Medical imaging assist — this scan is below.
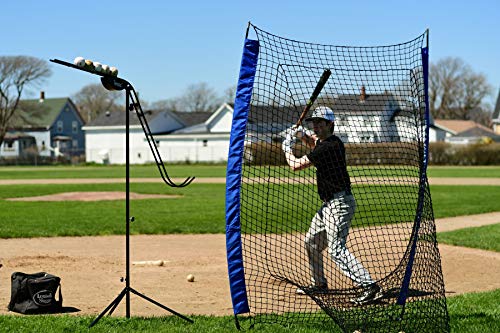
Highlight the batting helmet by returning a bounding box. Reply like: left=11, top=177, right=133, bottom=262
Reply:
left=305, top=106, right=335, bottom=122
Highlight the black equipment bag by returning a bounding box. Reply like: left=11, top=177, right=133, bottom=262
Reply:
left=8, top=272, right=63, bottom=314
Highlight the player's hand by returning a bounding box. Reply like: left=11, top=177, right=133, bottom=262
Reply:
left=282, top=126, right=297, bottom=153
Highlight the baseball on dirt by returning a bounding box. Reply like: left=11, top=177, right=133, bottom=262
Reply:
left=187, top=274, right=195, bottom=282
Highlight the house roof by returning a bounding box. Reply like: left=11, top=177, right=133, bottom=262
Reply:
left=434, top=119, right=494, bottom=135
left=171, top=104, right=232, bottom=134
left=4, top=132, right=35, bottom=140
left=329, top=92, right=399, bottom=114
left=9, top=98, right=71, bottom=128
left=172, top=111, right=212, bottom=127
left=86, top=109, right=161, bottom=127
left=493, top=88, right=500, bottom=120
left=456, top=126, right=499, bottom=138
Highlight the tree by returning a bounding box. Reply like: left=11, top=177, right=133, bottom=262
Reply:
left=179, top=82, right=221, bottom=112
left=429, top=57, right=492, bottom=125
left=150, top=97, right=182, bottom=112
left=222, top=85, right=237, bottom=104
left=151, top=82, right=222, bottom=112
left=72, top=83, right=122, bottom=123
left=0, top=56, right=52, bottom=147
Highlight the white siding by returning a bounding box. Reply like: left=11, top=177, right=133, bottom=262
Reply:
left=24, top=131, right=52, bottom=157
left=209, top=111, right=233, bottom=133
left=0, top=140, right=19, bottom=156
left=154, top=134, right=230, bottom=163
left=85, top=127, right=150, bottom=164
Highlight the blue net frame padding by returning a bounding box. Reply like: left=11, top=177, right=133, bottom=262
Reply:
left=225, top=38, right=259, bottom=315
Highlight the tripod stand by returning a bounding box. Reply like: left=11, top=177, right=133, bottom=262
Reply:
left=50, top=59, right=195, bottom=327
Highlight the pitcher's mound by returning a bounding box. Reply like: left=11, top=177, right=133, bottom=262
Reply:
left=6, top=192, right=181, bottom=202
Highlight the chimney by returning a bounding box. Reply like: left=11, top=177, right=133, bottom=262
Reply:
left=360, top=85, right=366, bottom=102
left=39, top=91, right=45, bottom=103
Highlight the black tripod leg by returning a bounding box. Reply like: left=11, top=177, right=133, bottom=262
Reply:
left=108, top=289, right=126, bottom=316
left=89, top=288, right=128, bottom=328
left=129, top=288, right=194, bottom=323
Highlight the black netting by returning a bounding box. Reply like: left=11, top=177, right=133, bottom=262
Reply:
left=234, top=24, right=449, bottom=332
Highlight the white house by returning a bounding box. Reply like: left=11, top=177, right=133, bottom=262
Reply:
left=154, top=103, right=233, bottom=163
left=83, top=103, right=233, bottom=164
left=266, top=88, right=424, bottom=145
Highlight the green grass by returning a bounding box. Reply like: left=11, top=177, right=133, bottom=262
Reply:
left=0, top=164, right=228, bottom=179
left=0, top=184, right=498, bottom=238
left=448, top=289, right=500, bottom=333
left=438, top=224, right=500, bottom=252
left=0, top=165, right=498, bottom=179
left=0, top=183, right=226, bottom=238
left=0, top=289, right=498, bottom=332
left=430, top=185, right=500, bottom=217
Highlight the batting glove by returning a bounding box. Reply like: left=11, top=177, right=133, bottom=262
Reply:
left=282, top=126, right=297, bottom=153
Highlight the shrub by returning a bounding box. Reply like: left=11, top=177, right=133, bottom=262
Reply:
left=429, top=142, right=500, bottom=165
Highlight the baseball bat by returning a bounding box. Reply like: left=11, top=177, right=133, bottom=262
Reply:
left=296, top=69, right=331, bottom=126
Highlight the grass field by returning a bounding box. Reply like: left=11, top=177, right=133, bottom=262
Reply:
left=438, top=224, right=500, bottom=252
left=0, top=165, right=499, bottom=179
left=0, top=184, right=498, bottom=238
left=0, top=289, right=498, bottom=332
left=0, top=165, right=498, bottom=331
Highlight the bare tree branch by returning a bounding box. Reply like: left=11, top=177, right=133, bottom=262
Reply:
left=429, top=57, right=492, bottom=125
left=72, top=83, right=122, bottom=123
left=0, top=56, right=52, bottom=146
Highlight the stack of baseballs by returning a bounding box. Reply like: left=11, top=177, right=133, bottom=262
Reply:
left=73, top=56, right=118, bottom=77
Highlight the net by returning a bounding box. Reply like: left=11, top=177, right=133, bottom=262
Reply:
left=226, top=23, right=449, bottom=333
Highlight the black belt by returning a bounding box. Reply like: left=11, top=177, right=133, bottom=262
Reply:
left=322, top=189, right=352, bottom=202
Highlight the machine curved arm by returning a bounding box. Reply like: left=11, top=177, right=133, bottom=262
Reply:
left=50, top=58, right=195, bottom=188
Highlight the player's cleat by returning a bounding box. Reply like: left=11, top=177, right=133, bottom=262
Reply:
left=351, top=283, right=384, bottom=304
left=296, top=284, right=328, bottom=295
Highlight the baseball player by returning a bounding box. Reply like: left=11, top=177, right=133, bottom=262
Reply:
left=282, top=106, right=383, bottom=304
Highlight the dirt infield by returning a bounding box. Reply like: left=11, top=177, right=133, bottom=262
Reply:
left=0, top=212, right=498, bottom=317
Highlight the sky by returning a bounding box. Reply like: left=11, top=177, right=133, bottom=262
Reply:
left=2, top=0, right=499, bottom=106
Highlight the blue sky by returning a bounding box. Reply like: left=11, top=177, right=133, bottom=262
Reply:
left=3, top=0, right=499, bottom=105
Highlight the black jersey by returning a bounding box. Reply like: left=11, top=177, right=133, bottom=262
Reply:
left=307, top=135, right=351, bottom=201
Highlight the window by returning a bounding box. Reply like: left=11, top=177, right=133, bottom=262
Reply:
left=57, top=120, right=63, bottom=133
left=203, top=140, right=208, bottom=147
left=72, top=121, right=78, bottom=133
left=72, top=140, right=78, bottom=148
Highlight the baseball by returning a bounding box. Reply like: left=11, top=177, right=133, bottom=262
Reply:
left=101, top=64, right=110, bottom=74
left=73, top=56, right=85, bottom=67
left=84, top=59, right=94, bottom=71
left=187, top=274, right=195, bottom=282
left=110, top=66, right=118, bottom=77
left=93, top=62, right=102, bottom=73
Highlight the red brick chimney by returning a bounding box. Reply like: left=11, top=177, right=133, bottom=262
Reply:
left=360, top=85, right=366, bottom=102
